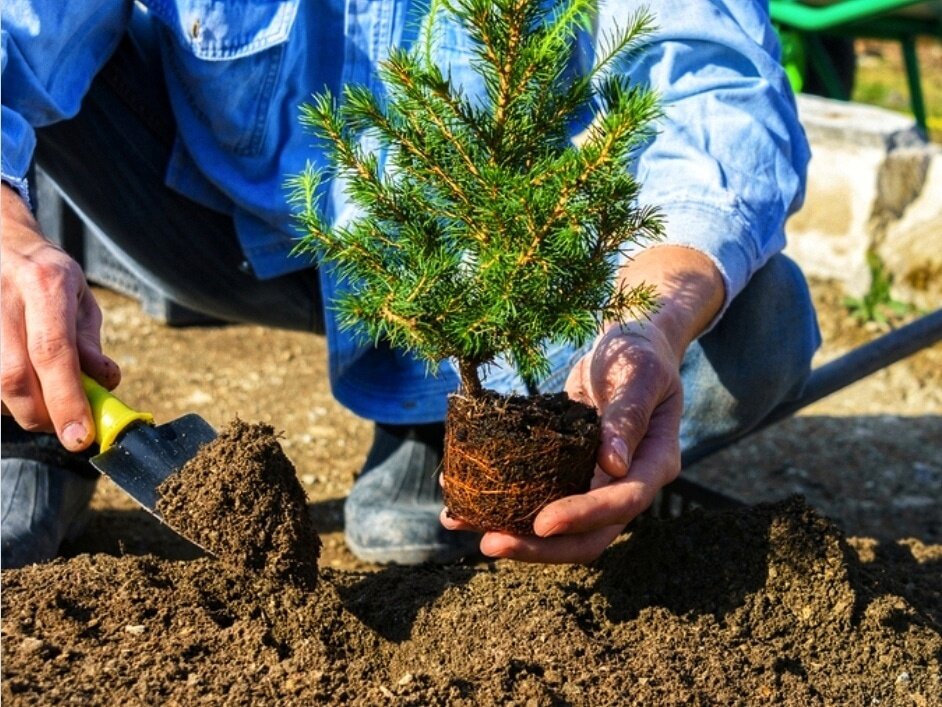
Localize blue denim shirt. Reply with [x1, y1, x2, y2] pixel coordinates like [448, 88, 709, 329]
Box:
[2, 0, 809, 424]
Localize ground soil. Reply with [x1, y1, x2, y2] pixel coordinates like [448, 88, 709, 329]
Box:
[443, 391, 599, 534]
[3, 498, 940, 705]
[1, 277, 940, 704]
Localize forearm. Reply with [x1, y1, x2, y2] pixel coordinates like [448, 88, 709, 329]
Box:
[610, 245, 725, 363]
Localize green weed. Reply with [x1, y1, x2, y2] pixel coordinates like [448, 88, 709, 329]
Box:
[843, 252, 919, 326]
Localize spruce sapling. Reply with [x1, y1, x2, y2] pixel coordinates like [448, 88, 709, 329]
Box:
[289, 0, 663, 398]
[289, 0, 664, 532]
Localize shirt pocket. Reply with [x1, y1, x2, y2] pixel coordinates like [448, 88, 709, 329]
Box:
[147, 0, 300, 156]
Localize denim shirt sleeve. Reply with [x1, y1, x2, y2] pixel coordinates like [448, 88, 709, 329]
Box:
[1, 1, 132, 203]
[611, 0, 811, 327]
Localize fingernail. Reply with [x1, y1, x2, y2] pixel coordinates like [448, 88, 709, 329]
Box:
[103, 359, 121, 384]
[63, 422, 89, 449]
[612, 436, 630, 468]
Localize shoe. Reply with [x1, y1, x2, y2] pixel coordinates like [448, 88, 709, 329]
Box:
[1, 419, 98, 569]
[344, 422, 480, 564]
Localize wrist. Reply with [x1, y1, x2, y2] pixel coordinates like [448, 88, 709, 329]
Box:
[604, 245, 725, 362]
[1, 175, 32, 211]
[2, 180, 37, 225]
[2, 182, 47, 249]
[596, 319, 678, 369]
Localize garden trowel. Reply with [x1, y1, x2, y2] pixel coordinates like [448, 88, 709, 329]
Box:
[81, 373, 217, 520]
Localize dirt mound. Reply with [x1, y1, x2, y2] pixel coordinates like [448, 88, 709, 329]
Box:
[156, 419, 320, 588]
[3, 497, 939, 705]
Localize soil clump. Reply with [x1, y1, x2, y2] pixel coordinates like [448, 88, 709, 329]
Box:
[155, 419, 320, 589]
[443, 391, 600, 533]
[3, 497, 939, 705]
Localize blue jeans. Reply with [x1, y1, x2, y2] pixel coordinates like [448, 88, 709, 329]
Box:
[33, 17, 820, 462]
[677, 255, 821, 462]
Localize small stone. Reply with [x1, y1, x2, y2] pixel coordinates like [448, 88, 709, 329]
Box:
[379, 685, 395, 699]
[124, 625, 146, 635]
[20, 637, 44, 654]
[185, 390, 213, 406]
[896, 672, 911, 684]
[397, 672, 414, 686]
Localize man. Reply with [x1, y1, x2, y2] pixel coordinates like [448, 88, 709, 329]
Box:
[1, 0, 819, 568]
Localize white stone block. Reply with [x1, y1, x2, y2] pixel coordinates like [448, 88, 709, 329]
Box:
[879, 151, 942, 310]
[784, 95, 941, 309]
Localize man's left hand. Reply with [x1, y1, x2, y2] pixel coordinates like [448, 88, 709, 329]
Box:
[441, 321, 683, 563]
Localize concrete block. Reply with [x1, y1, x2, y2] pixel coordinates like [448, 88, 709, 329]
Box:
[785, 95, 941, 309]
[879, 152, 942, 310]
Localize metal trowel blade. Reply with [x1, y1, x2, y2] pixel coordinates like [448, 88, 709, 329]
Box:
[90, 413, 217, 516]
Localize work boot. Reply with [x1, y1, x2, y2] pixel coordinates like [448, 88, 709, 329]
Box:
[1, 419, 98, 569]
[344, 422, 480, 564]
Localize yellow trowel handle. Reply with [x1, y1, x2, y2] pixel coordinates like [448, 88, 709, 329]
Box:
[81, 373, 154, 452]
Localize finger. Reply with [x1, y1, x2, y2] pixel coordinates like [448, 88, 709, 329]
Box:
[585, 339, 666, 478]
[23, 288, 93, 450]
[566, 356, 631, 478]
[597, 393, 653, 478]
[597, 431, 631, 479]
[440, 508, 479, 532]
[0, 360, 51, 432]
[590, 346, 671, 479]
[531, 476, 653, 537]
[479, 523, 623, 564]
[563, 356, 590, 405]
[533, 403, 681, 537]
[1, 299, 52, 432]
[75, 287, 120, 389]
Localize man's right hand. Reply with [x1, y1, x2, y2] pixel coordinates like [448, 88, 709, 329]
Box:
[1, 182, 119, 450]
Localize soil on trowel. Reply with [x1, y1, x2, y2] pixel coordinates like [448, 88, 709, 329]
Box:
[3, 496, 939, 705]
[155, 418, 320, 589]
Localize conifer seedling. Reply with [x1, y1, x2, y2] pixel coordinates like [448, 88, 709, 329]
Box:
[290, 0, 663, 533]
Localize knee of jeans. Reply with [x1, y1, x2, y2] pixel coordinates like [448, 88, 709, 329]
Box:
[763, 255, 821, 392]
[682, 255, 821, 440]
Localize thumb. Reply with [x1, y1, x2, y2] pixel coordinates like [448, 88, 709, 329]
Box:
[566, 354, 634, 478]
[597, 397, 652, 479]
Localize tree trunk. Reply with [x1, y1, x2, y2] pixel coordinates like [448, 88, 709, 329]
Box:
[458, 359, 483, 398]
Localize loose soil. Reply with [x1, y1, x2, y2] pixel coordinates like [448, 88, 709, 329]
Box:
[443, 391, 599, 534]
[3, 498, 940, 705]
[1, 279, 939, 703]
[155, 419, 320, 589]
